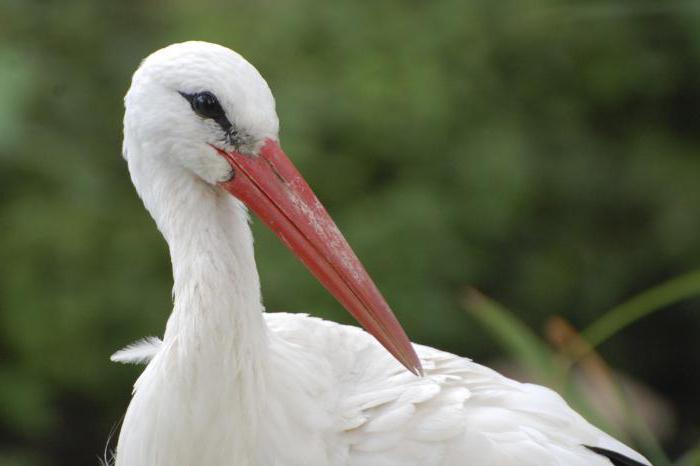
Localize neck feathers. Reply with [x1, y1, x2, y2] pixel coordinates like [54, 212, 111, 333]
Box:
[129, 152, 270, 381]
[119, 156, 272, 465]
[150, 165, 268, 365]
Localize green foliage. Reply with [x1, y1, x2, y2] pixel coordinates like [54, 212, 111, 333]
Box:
[1, 0, 699, 464]
[463, 289, 556, 382]
[581, 269, 700, 349]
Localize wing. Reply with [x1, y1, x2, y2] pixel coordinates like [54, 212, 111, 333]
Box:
[265, 312, 652, 466]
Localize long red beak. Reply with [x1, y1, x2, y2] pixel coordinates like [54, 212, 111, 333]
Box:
[216, 139, 422, 375]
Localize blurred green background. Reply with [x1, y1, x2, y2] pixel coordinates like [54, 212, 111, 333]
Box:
[2, 0, 700, 465]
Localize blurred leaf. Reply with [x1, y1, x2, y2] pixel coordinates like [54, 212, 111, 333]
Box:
[581, 270, 700, 351]
[676, 442, 700, 466]
[462, 288, 556, 382]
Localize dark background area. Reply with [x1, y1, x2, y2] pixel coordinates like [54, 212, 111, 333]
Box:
[1, 1, 699, 465]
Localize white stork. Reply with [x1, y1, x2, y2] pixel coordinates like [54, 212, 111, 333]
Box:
[111, 41, 652, 466]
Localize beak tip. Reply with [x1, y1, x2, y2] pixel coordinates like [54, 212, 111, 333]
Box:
[412, 364, 424, 377]
[410, 356, 424, 377]
[395, 345, 423, 376]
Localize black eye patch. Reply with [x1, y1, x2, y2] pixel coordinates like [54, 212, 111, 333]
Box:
[179, 91, 233, 132]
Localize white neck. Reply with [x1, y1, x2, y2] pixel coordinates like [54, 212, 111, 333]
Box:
[159, 167, 268, 371]
[122, 156, 273, 465]
[129, 153, 268, 356]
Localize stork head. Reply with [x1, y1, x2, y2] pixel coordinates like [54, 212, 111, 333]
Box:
[122, 41, 422, 375]
[124, 41, 278, 184]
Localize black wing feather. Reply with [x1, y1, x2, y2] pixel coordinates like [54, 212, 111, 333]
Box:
[584, 445, 649, 466]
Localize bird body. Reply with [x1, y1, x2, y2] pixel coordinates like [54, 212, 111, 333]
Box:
[114, 41, 651, 466]
[116, 314, 647, 466]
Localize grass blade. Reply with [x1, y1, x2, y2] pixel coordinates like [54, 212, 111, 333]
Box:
[462, 288, 556, 382]
[581, 270, 700, 351]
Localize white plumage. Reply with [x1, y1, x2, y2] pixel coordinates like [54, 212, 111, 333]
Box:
[113, 41, 651, 466]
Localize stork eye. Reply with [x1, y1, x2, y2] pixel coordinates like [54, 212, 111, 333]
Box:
[181, 91, 226, 120]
